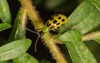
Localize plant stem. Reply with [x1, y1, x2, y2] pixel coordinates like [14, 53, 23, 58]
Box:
[20, 0, 44, 31]
[82, 31, 100, 41]
[42, 32, 68, 63]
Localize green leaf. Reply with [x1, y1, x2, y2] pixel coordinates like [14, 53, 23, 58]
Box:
[14, 24, 26, 40]
[0, 0, 11, 24]
[59, 30, 97, 63]
[61, 1, 100, 34]
[8, 8, 26, 42]
[88, 0, 100, 11]
[0, 39, 31, 61]
[85, 41, 100, 62]
[13, 53, 39, 63]
[0, 23, 11, 32]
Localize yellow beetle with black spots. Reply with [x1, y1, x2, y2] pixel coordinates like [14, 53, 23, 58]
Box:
[46, 14, 68, 31]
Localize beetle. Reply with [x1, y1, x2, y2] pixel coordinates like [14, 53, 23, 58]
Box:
[46, 14, 68, 31]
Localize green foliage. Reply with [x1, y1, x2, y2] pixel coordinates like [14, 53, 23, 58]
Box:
[59, 30, 97, 63]
[0, 1, 37, 63]
[0, 0, 100, 63]
[58, 0, 100, 62]
[13, 53, 39, 63]
[85, 41, 100, 62]
[89, 0, 100, 11]
[8, 8, 26, 42]
[0, 0, 12, 46]
[0, 39, 31, 61]
[60, 0, 100, 34]
[0, 23, 11, 32]
[0, 0, 11, 24]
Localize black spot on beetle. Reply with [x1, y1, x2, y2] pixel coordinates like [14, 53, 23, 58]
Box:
[53, 20, 57, 24]
[62, 19, 65, 22]
[58, 17, 61, 19]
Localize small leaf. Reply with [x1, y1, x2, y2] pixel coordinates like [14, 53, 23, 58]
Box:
[8, 8, 26, 42]
[0, 39, 31, 61]
[0, 23, 11, 32]
[13, 53, 39, 63]
[59, 30, 97, 63]
[0, 0, 11, 24]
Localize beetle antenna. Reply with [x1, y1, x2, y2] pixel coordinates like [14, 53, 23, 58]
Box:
[25, 28, 40, 52]
[35, 35, 40, 52]
[26, 28, 38, 34]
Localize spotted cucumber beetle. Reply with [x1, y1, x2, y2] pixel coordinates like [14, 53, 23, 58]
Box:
[46, 14, 68, 32]
[27, 14, 68, 52]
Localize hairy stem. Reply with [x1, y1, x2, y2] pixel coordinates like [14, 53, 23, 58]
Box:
[82, 31, 100, 41]
[20, 0, 44, 31]
[42, 32, 68, 63]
